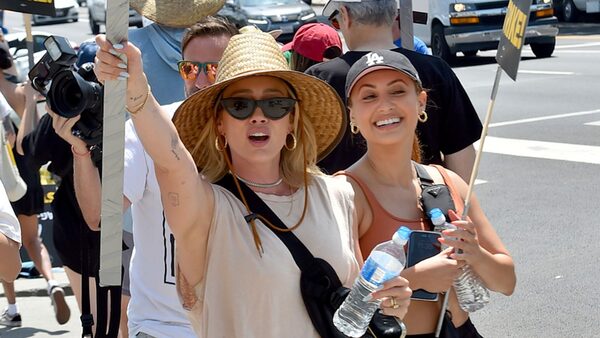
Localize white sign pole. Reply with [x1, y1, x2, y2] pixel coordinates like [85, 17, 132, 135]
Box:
[398, 0, 414, 51]
[434, 66, 503, 337]
[99, 0, 128, 287]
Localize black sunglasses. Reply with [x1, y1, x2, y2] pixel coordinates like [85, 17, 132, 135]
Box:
[328, 9, 340, 30]
[220, 97, 297, 120]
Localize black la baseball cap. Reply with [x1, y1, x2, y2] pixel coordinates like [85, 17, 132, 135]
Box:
[345, 50, 421, 102]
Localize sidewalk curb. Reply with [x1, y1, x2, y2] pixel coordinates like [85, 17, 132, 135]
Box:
[0, 284, 73, 298]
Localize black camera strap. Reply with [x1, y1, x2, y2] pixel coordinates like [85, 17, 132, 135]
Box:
[78, 231, 122, 338]
[80, 227, 94, 338]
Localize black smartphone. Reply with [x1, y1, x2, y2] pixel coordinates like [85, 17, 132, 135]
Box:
[406, 230, 442, 301]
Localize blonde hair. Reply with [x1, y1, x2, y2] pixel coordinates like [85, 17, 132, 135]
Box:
[189, 81, 322, 187]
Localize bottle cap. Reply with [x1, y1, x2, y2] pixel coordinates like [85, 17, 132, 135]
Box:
[427, 208, 446, 226]
[392, 226, 411, 245]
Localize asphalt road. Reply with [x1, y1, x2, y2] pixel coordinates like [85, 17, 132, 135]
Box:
[453, 30, 600, 337]
[2, 6, 600, 338]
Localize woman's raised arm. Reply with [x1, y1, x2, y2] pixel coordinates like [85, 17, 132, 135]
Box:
[94, 35, 215, 286]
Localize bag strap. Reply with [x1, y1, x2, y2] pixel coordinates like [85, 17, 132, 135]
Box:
[216, 174, 315, 272]
[414, 162, 434, 187]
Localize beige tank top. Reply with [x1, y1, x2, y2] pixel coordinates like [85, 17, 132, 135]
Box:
[186, 175, 360, 338]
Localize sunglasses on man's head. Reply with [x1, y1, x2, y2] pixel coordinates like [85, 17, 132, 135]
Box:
[328, 10, 341, 30]
[177, 60, 219, 81]
[220, 98, 297, 120]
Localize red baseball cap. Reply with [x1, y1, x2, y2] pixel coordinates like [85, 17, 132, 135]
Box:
[282, 23, 342, 62]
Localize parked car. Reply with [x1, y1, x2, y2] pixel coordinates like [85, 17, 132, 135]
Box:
[227, 0, 317, 42]
[32, 0, 79, 25]
[413, 0, 558, 61]
[554, 0, 600, 21]
[87, 0, 143, 35]
[217, 2, 249, 28]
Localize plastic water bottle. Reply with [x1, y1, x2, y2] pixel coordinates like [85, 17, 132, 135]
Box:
[333, 226, 411, 337]
[428, 208, 490, 312]
[429, 208, 458, 247]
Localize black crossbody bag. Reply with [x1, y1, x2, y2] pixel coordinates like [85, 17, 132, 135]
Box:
[414, 163, 456, 229]
[216, 174, 404, 338]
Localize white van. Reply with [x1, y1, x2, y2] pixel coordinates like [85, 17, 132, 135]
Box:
[555, 0, 600, 22]
[412, 0, 559, 61]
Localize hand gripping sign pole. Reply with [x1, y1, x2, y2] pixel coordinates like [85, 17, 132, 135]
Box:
[434, 1, 532, 336]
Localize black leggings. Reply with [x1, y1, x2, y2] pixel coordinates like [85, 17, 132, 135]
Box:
[406, 317, 483, 338]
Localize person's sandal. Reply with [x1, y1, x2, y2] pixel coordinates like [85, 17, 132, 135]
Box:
[49, 285, 71, 325]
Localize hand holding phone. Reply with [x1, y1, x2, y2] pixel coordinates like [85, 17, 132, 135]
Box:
[406, 230, 442, 301]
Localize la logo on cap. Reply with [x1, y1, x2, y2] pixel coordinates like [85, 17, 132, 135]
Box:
[366, 52, 384, 66]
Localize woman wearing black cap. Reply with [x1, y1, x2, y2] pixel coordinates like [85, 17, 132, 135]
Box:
[337, 50, 516, 337]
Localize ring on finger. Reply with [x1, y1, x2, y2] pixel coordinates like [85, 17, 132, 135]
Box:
[390, 296, 400, 309]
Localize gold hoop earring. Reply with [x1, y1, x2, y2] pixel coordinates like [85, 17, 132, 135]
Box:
[215, 135, 228, 152]
[350, 121, 359, 134]
[418, 110, 428, 123]
[285, 133, 297, 151]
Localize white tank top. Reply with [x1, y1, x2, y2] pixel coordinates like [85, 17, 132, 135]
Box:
[187, 175, 360, 338]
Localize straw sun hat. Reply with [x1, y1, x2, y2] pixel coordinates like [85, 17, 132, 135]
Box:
[172, 27, 346, 168]
[129, 0, 225, 28]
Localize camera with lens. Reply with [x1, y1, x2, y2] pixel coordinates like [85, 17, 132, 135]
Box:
[28, 36, 103, 148]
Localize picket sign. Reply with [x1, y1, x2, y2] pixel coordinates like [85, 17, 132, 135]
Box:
[99, 0, 128, 287]
[399, 0, 414, 51]
[434, 1, 534, 336]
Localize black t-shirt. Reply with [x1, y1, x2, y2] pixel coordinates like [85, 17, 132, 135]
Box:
[22, 114, 100, 275]
[306, 48, 482, 174]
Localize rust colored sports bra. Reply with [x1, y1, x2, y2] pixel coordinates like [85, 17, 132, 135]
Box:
[337, 165, 464, 256]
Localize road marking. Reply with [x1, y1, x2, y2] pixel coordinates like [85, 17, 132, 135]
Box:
[489, 109, 600, 128]
[478, 136, 600, 165]
[585, 121, 600, 126]
[553, 50, 600, 54]
[554, 42, 600, 49]
[475, 179, 487, 185]
[517, 70, 575, 75]
[557, 35, 600, 40]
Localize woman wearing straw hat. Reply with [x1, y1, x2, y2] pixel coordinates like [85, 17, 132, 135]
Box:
[338, 50, 516, 337]
[94, 27, 411, 337]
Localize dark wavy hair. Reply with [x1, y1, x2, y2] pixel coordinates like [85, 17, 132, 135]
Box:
[181, 16, 239, 53]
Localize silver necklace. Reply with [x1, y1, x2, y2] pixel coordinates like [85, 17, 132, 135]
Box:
[233, 173, 283, 189]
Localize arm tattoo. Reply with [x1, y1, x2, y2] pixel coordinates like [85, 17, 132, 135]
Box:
[170, 133, 181, 161]
[129, 93, 144, 102]
[168, 192, 180, 207]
